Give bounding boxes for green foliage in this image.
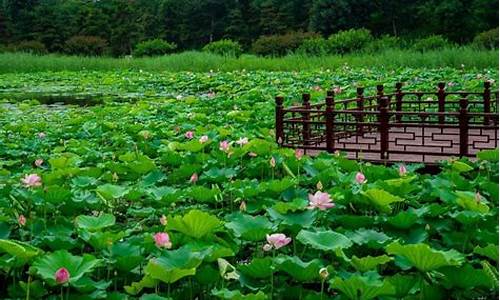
[12,40,47,55]
[413,35,451,52]
[327,28,373,54]
[0,69,498,298]
[203,39,242,57]
[251,31,319,56]
[133,39,177,57]
[296,37,329,56]
[64,36,108,56]
[473,28,499,50]
[366,35,401,52]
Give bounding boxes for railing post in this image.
[301,93,311,148]
[376,84,384,102]
[325,95,335,153]
[356,87,364,134]
[395,82,403,122]
[483,81,491,125]
[437,82,446,124]
[459,97,469,157]
[379,96,389,160]
[275,96,284,145]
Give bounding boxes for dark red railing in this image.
[275,82,499,163]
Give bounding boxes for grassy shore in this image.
[1,47,497,73]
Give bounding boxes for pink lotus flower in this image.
[55,268,70,284]
[313,85,322,91]
[307,191,335,210]
[21,174,42,187]
[154,232,172,249]
[270,157,276,168]
[37,132,46,139]
[355,172,366,184]
[190,173,198,183]
[34,159,44,167]
[399,164,407,176]
[266,233,291,250]
[199,135,209,143]
[333,86,342,94]
[185,131,194,139]
[219,140,230,152]
[18,215,26,226]
[236,137,249,146]
[295,149,304,160]
[160,215,167,226]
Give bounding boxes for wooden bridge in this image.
[275,82,498,163]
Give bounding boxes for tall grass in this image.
[0,47,497,73]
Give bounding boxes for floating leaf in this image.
[330,272,395,300]
[167,209,222,239]
[350,255,393,272]
[361,189,403,213]
[75,214,115,232]
[32,250,101,286]
[145,246,205,284]
[274,255,323,282]
[386,242,464,272]
[296,229,352,251]
[225,213,274,241]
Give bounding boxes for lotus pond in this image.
[0,68,498,299]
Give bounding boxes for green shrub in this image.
[203,39,242,57]
[327,28,373,54]
[473,28,499,50]
[366,35,401,52]
[133,39,177,57]
[64,36,108,56]
[251,31,319,56]
[296,37,329,56]
[13,40,47,55]
[412,35,451,52]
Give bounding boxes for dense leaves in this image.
[0,68,498,298]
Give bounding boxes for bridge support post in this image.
[459,97,469,157]
[483,81,491,125]
[437,82,446,124]
[325,95,335,153]
[379,97,389,160]
[275,96,284,145]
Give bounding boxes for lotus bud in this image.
[262,244,272,252]
[18,215,26,227]
[55,268,70,284]
[316,181,323,191]
[319,267,329,280]
[270,157,276,168]
[239,201,247,212]
[160,215,167,226]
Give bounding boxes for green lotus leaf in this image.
[274,255,323,282]
[440,264,494,289]
[167,209,223,239]
[121,153,156,174]
[267,208,316,228]
[296,229,352,251]
[40,186,72,204]
[144,246,205,284]
[179,140,207,152]
[386,274,416,298]
[189,185,221,203]
[451,161,474,173]
[96,184,129,200]
[48,154,80,169]
[350,255,393,272]
[184,241,235,262]
[211,288,268,300]
[387,209,422,229]
[0,239,43,265]
[147,186,180,203]
[140,294,171,300]
[225,213,274,241]
[385,242,464,272]
[238,257,273,279]
[455,191,490,213]
[124,275,157,295]
[330,272,396,300]
[264,178,295,193]
[32,250,101,286]
[473,244,499,261]
[347,228,392,248]
[361,188,404,213]
[75,213,116,232]
[477,148,499,162]
[110,242,143,272]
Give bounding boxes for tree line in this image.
[0,0,497,56]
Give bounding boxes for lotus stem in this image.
[26,275,31,300]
